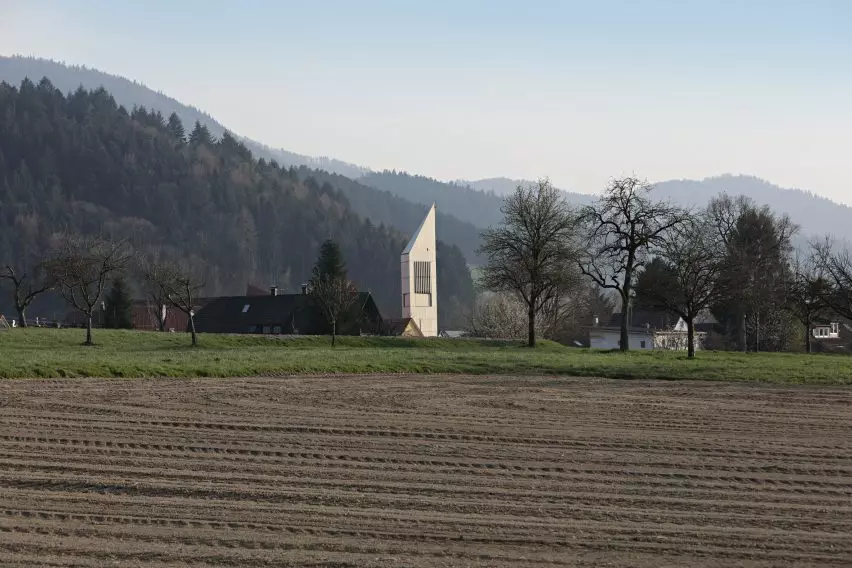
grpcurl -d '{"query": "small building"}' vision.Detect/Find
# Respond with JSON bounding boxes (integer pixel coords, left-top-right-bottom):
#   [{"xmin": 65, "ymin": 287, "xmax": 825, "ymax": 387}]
[
  {"xmin": 812, "ymin": 319, "xmax": 840, "ymax": 340},
  {"xmin": 590, "ymin": 310, "xmax": 717, "ymax": 351},
  {"xmin": 193, "ymin": 289, "xmax": 382, "ymax": 335},
  {"xmin": 439, "ymin": 330, "xmax": 468, "ymax": 339},
  {"xmin": 382, "ymin": 318, "xmax": 424, "ymax": 337}
]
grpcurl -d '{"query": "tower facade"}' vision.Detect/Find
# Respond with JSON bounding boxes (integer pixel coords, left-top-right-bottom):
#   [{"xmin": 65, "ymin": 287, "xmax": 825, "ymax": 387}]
[{"xmin": 401, "ymin": 204, "xmax": 438, "ymax": 336}]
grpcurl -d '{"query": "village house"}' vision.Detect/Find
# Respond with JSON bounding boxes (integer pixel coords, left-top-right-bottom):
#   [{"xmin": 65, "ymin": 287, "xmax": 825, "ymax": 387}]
[
  {"xmin": 192, "ymin": 286, "xmax": 383, "ymax": 336},
  {"xmin": 590, "ymin": 310, "xmax": 718, "ymax": 351}
]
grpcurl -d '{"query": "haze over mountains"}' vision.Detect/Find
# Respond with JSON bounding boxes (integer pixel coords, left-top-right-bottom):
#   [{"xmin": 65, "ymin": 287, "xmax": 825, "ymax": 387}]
[{"xmin": 1, "ymin": 55, "xmax": 850, "ymax": 253}]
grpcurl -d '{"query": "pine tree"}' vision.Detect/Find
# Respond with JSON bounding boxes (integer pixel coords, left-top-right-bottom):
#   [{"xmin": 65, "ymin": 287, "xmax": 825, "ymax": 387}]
[
  {"xmin": 167, "ymin": 112, "xmax": 185, "ymax": 141},
  {"xmin": 188, "ymin": 121, "xmax": 214, "ymax": 146},
  {"xmin": 312, "ymin": 240, "xmax": 347, "ymax": 281},
  {"xmin": 104, "ymin": 276, "xmax": 133, "ymax": 329}
]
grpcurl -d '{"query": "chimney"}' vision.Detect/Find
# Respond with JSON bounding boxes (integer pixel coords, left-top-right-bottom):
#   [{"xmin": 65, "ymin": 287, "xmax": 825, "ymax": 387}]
[
  {"xmin": 301, "ymin": 283, "xmax": 309, "ymax": 295},
  {"xmin": 270, "ymin": 286, "xmax": 278, "ymax": 297}
]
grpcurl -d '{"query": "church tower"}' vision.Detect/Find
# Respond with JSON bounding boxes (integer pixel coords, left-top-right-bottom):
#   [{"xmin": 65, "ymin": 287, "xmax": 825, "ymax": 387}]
[{"xmin": 401, "ymin": 204, "xmax": 438, "ymax": 336}]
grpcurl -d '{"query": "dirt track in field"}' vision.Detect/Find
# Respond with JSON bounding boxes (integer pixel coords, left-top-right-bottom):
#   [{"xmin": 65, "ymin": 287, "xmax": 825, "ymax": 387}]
[{"xmin": 0, "ymin": 375, "xmax": 849, "ymax": 567}]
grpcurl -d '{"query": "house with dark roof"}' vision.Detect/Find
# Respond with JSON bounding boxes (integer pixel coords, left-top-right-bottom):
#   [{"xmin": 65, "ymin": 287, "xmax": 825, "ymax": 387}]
[
  {"xmin": 193, "ymin": 289, "xmax": 382, "ymax": 336},
  {"xmin": 590, "ymin": 310, "xmax": 718, "ymax": 350}
]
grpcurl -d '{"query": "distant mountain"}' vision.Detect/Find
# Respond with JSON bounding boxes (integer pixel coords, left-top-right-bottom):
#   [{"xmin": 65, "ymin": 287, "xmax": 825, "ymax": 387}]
[
  {"xmin": 652, "ymin": 175, "xmax": 852, "ymax": 242},
  {"xmin": 4, "ymin": 57, "xmax": 847, "ymax": 249},
  {"xmin": 464, "ymin": 174, "xmax": 852, "ymax": 242}
]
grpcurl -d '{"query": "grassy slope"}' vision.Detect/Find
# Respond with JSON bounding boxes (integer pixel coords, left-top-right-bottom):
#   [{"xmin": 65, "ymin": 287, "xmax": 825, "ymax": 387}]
[{"xmin": 1, "ymin": 329, "xmax": 850, "ymax": 384}]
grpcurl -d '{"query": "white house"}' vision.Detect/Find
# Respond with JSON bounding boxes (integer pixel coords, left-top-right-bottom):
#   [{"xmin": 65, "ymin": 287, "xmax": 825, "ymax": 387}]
[
  {"xmin": 589, "ymin": 310, "xmax": 717, "ymax": 351},
  {"xmin": 401, "ymin": 204, "xmax": 438, "ymax": 337},
  {"xmin": 812, "ymin": 321, "xmax": 840, "ymax": 340}
]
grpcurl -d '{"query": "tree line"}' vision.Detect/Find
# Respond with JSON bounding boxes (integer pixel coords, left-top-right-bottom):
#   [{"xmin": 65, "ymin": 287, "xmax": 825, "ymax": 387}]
[{"xmin": 476, "ymin": 177, "xmax": 852, "ymax": 358}]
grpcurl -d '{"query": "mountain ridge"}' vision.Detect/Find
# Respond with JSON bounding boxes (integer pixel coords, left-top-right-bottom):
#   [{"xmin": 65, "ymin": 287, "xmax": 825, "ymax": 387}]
[{"xmin": 2, "ymin": 55, "xmax": 849, "ymax": 245}]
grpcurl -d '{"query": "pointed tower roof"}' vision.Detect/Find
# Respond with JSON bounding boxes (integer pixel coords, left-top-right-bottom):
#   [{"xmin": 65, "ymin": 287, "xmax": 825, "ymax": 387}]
[{"xmin": 402, "ymin": 203, "xmax": 436, "ymax": 255}]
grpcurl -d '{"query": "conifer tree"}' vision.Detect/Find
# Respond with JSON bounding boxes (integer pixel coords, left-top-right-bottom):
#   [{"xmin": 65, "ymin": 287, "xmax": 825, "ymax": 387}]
[
  {"xmin": 104, "ymin": 276, "xmax": 133, "ymax": 329},
  {"xmin": 312, "ymin": 240, "xmax": 347, "ymax": 281},
  {"xmin": 167, "ymin": 112, "xmax": 185, "ymax": 141}
]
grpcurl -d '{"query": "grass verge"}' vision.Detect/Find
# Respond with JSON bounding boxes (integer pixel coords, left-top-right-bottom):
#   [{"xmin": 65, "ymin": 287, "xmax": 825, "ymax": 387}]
[{"xmin": 0, "ymin": 328, "xmax": 849, "ymax": 384}]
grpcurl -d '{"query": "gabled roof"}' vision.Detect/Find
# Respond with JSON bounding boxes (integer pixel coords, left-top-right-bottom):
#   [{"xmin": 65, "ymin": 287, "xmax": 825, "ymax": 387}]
[
  {"xmin": 383, "ymin": 317, "xmax": 423, "ymax": 337},
  {"xmin": 605, "ymin": 310, "xmax": 718, "ymax": 333},
  {"xmin": 402, "ymin": 203, "xmax": 436, "ymax": 255},
  {"xmin": 606, "ymin": 310, "xmax": 677, "ymax": 331},
  {"xmin": 193, "ymin": 292, "xmax": 380, "ymax": 334}
]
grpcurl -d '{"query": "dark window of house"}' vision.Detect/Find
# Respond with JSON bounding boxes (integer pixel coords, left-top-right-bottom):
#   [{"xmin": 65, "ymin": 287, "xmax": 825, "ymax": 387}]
[
  {"xmin": 640, "ymin": 340, "xmax": 646, "ymax": 349},
  {"xmin": 414, "ymin": 261, "xmax": 431, "ymax": 294},
  {"xmin": 262, "ymin": 325, "xmax": 271, "ymax": 334}
]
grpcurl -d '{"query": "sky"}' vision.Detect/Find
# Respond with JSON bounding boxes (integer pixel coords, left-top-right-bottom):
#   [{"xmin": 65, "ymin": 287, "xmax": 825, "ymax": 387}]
[{"xmin": 1, "ymin": 0, "xmax": 851, "ymax": 201}]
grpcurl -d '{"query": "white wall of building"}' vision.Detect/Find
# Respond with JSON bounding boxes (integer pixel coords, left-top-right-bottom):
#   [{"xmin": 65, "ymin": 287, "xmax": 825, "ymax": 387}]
[
  {"xmin": 401, "ymin": 204, "xmax": 438, "ymax": 336},
  {"xmin": 590, "ymin": 330, "xmax": 655, "ymax": 350}
]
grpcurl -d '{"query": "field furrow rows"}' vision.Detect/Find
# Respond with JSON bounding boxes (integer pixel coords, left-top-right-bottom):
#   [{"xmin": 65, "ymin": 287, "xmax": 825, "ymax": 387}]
[{"xmin": 0, "ymin": 375, "xmax": 849, "ymax": 567}]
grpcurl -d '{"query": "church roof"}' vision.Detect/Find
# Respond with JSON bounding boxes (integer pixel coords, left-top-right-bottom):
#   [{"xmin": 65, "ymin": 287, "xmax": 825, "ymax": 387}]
[{"xmin": 402, "ymin": 203, "xmax": 436, "ymax": 255}]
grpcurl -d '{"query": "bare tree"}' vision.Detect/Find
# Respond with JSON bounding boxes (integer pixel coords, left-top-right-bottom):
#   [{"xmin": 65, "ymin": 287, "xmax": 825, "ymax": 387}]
[
  {"xmin": 139, "ymin": 259, "xmax": 174, "ymax": 332},
  {"xmin": 168, "ymin": 270, "xmax": 205, "ymax": 347},
  {"xmin": 310, "ymin": 275, "xmax": 359, "ymax": 346},
  {"xmin": 141, "ymin": 259, "xmax": 204, "ymax": 345},
  {"xmin": 47, "ymin": 237, "xmax": 131, "ymax": 345},
  {"xmin": 785, "ymin": 251, "xmax": 831, "ymax": 354},
  {"xmin": 633, "ymin": 213, "xmax": 725, "ymax": 358},
  {"xmin": 478, "ymin": 179, "xmax": 580, "ymax": 347},
  {"xmin": 579, "ymin": 176, "xmax": 687, "ymax": 352},
  {"xmin": 0, "ymin": 262, "xmax": 55, "ymax": 327},
  {"xmin": 814, "ymin": 238, "xmax": 852, "ymax": 320}
]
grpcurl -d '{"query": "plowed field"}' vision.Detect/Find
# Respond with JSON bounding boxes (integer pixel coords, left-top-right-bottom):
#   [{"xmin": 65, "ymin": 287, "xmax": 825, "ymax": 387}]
[{"xmin": 0, "ymin": 375, "xmax": 849, "ymax": 567}]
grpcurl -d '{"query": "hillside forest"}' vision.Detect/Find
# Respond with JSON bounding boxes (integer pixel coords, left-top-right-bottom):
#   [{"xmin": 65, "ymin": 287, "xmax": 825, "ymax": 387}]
[{"xmin": 0, "ymin": 78, "xmax": 474, "ymax": 327}]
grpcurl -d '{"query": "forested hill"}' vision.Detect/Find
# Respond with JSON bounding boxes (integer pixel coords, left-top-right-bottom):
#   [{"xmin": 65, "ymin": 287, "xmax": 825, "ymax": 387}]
[
  {"xmin": 292, "ymin": 168, "xmax": 482, "ymax": 262},
  {"xmin": 360, "ymin": 171, "xmax": 507, "ymax": 229},
  {"xmin": 0, "ymin": 56, "xmax": 487, "ymax": 263},
  {"xmin": 0, "ymin": 78, "xmax": 474, "ymax": 326},
  {"xmin": 0, "ymin": 56, "xmax": 368, "ymax": 179}
]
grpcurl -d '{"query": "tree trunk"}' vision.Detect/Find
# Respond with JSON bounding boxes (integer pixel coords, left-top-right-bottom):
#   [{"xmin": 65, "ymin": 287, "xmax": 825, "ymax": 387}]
[
  {"xmin": 619, "ymin": 291, "xmax": 630, "ymax": 352},
  {"xmin": 332, "ymin": 320, "xmax": 336, "ymax": 347},
  {"xmin": 16, "ymin": 305, "xmax": 26, "ymax": 328},
  {"xmin": 740, "ymin": 313, "xmax": 747, "ymax": 353},
  {"xmin": 527, "ymin": 303, "xmax": 536, "ymax": 347},
  {"xmin": 85, "ymin": 314, "xmax": 93, "ymax": 346},
  {"xmin": 189, "ymin": 314, "xmax": 197, "ymax": 347},
  {"xmin": 620, "ymin": 255, "xmax": 635, "ymax": 353},
  {"xmin": 805, "ymin": 315, "xmax": 812, "ymax": 354},
  {"xmin": 686, "ymin": 317, "xmax": 696, "ymax": 359},
  {"xmin": 754, "ymin": 311, "xmax": 760, "ymax": 353}
]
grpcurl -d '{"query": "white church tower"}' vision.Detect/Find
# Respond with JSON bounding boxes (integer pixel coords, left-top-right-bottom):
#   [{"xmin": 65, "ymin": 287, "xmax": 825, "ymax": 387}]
[{"xmin": 401, "ymin": 204, "xmax": 438, "ymax": 336}]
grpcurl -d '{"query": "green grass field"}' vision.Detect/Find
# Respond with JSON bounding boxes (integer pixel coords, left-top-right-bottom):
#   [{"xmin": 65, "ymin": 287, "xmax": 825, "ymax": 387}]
[{"xmin": 0, "ymin": 328, "xmax": 850, "ymax": 384}]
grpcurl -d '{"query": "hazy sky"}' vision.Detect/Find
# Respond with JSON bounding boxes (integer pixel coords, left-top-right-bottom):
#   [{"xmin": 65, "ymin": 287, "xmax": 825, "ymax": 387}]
[{"xmin": 1, "ymin": 0, "xmax": 850, "ymax": 201}]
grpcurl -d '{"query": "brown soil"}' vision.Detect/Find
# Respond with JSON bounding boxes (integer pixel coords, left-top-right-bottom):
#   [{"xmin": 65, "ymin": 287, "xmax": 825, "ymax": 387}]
[{"xmin": 0, "ymin": 375, "xmax": 849, "ymax": 567}]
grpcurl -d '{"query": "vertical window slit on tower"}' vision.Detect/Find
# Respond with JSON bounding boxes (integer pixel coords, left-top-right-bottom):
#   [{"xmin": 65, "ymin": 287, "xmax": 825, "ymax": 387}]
[{"xmin": 414, "ymin": 261, "xmax": 431, "ymax": 294}]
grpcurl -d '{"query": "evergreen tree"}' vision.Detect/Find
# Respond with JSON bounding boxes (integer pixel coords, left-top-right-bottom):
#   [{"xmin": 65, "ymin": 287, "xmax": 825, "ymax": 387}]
[
  {"xmin": 312, "ymin": 240, "xmax": 347, "ymax": 281},
  {"xmin": 104, "ymin": 276, "xmax": 133, "ymax": 329},
  {"xmin": 167, "ymin": 112, "xmax": 185, "ymax": 141},
  {"xmin": 188, "ymin": 120, "xmax": 214, "ymax": 145}
]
